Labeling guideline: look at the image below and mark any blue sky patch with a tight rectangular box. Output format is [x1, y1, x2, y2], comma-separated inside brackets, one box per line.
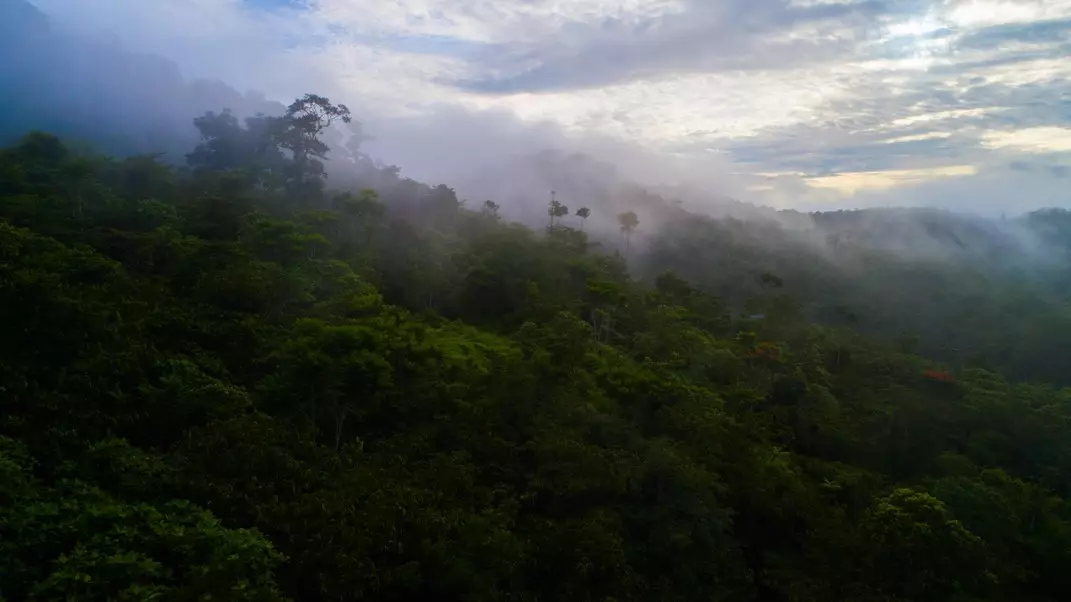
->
[243, 0, 306, 11]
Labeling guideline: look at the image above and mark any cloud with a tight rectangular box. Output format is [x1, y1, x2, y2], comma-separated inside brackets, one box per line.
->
[21, 0, 1071, 214]
[807, 165, 979, 193]
[450, 0, 888, 94]
[981, 127, 1071, 152]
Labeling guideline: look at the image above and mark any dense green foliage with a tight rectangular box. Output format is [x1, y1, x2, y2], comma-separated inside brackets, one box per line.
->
[4, 102, 1071, 602]
[640, 205, 1071, 385]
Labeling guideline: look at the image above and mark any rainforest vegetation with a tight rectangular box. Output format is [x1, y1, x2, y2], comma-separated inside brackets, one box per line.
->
[3, 86, 1071, 601]
[7, 4, 1071, 600]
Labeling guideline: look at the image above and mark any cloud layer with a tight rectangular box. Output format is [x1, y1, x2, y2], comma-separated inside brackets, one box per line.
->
[28, 0, 1071, 214]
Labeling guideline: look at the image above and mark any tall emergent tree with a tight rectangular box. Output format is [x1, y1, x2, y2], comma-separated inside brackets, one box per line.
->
[576, 207, 591, 230]
[185, 94, 351, 198]
[277, 94, 352, 195]
[548, 190, 569, 228]
[618, 210, 639, 253]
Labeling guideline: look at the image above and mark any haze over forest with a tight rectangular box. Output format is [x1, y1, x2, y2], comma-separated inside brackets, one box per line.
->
[5, 1, 1071, 601]
[9, 0, 1071, 214]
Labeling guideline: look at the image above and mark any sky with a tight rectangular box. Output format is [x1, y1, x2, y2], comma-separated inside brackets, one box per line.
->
[29, 0, 1071, 214]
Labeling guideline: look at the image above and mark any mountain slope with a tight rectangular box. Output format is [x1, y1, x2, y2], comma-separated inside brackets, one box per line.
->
[0, 0, 285, 159]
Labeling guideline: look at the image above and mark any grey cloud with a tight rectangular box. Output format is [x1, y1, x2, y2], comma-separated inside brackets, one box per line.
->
[1047, 165, 1070, 178]
[450, 0, 890, 94]
[691, 34, 1071, 179]
[717, 134, 968, 176]
[930, 44, 1071, 75]
[1004, 160, 1071, 181]
[438, 0, 1071, 207]
[957, 19, 1071, 49]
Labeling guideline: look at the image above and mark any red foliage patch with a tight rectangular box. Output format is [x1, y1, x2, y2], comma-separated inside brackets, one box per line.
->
[752, 342, 782, 361]
[924, 369, 956, 383]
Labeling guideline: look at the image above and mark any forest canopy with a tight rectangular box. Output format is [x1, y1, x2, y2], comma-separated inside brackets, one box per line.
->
[3, 74, 1071, 601]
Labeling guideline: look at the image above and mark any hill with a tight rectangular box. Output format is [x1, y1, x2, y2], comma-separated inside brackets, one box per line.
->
[0, 0, 285, 159]
[2, 105, 1071, 599]
[5, 2, 1071, 599]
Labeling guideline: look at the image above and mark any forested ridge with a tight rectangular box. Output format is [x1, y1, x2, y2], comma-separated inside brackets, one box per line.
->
[637, 205, 1071, 387]
[4, 91, 1071, 602]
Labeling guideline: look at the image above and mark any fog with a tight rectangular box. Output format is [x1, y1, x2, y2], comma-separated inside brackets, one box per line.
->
[3, 0, 1069, 271]
[1, 0, 744, 224]
[0, 3, 288, 165]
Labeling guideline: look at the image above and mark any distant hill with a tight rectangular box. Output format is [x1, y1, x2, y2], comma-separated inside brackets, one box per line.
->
[0, 0, 284, 160]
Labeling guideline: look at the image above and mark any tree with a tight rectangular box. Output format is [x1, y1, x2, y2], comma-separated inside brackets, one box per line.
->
[859, 488, 992, 600]
[758, 271, 784, 289]
[618, 211, 639, 254]
[482, 200, 500, 220]
[61, 155, 96, 218]
[8, 121, 1071, 602]
[276, 94, 352, 195]
[337, 188, 386, 246]
[0, 439, 287, 601]
[261, 318, 395, 451]
[187, 109, 247, 172]
[187, 110, 287, 189]
[548, 191, 569, 228]
[576, 207, 591, 230]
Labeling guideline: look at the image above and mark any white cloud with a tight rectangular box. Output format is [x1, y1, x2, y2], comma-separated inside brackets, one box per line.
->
[887, 108, 1003, 129]
[945, 0, 1071, 28]
[981, 128, 1071, 153]
[806, 165, 978, 194]
[883, 132, 953, 144]
[978, 57, 1071, 87]
[311, 0, 689, 42]
[483, 67, 855, 142]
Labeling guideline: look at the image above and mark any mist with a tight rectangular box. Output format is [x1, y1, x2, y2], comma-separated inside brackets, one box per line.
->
[4, 0, 750, 238]
[5, 0, 1071, 273]
[0, 1, 287, 161]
